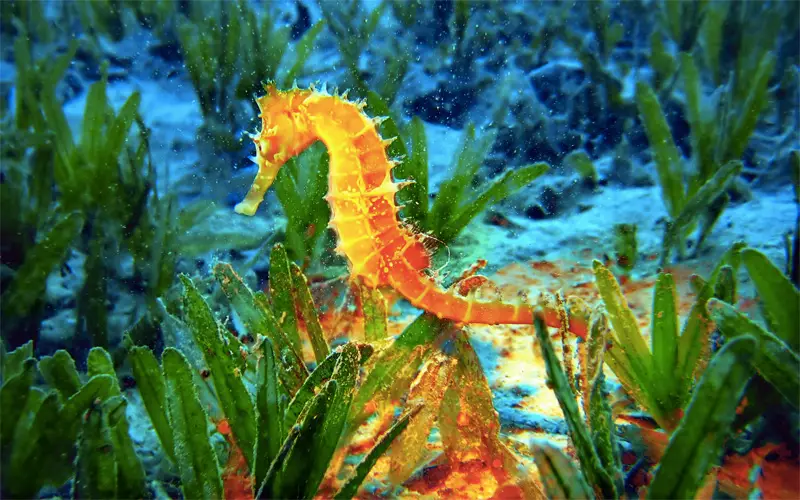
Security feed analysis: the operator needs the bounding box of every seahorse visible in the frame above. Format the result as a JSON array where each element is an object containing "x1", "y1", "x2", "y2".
[{"x1": 234, "y1": 84, "x2": 588, "y2": 338}]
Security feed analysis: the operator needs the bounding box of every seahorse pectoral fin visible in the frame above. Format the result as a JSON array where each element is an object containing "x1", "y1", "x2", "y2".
[{"x1": 234, "y1": 162, "x2": 281, "y2": 216}]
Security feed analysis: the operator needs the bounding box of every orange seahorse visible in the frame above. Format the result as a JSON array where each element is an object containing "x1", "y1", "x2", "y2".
[{"x1": 234, "y1": 84, "x2": 588, "y2": 338}]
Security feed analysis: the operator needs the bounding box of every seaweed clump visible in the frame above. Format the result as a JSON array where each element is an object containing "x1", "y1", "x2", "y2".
[
  {"x1": 0, "y1": 342, "x2": 147, "y2": 498},
  {"x1": 532, "y1": 245, "x2": 799, "y2": 498},
  {"x1": 124, "y1": 244, "x2": 541, "y2": 497},
  {"x1": 636, "y1": 1, "x2": 792, "y2": 264},
  {"x1": 1, "y1": 33, "x2": 162, "y2": 351}
]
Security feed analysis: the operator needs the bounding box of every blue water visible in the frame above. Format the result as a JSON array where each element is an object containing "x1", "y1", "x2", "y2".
[{"x1": 1, "y1": 1, "x2": 798, "y2": 498}]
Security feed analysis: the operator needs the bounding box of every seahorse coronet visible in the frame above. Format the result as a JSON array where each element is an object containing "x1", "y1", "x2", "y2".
[{"x1": 234, "y1": 84, "x2": 589, "y2": 337}]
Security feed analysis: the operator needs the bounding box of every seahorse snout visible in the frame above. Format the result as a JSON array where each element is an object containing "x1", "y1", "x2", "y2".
[{"x1": 235, "y1": 161, "x2": 282, "y2": 216}]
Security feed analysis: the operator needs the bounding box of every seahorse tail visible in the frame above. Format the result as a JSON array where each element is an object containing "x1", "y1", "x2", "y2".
[{"x1": 387, "y1": 261, "x2": 588, "y2": 338}]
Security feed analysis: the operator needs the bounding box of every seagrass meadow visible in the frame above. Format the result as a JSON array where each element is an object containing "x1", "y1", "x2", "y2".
[{"x1": 1, "y1": 1, "x2": 798, "y2": 499}]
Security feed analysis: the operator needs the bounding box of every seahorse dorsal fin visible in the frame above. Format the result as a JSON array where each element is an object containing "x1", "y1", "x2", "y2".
[{"x1": 262, "y1": 81, "x2": 278, "y2": 96}]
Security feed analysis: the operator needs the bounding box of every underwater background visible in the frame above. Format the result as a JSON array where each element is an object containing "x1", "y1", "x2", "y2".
[{"x1": 1, "y1": 0, "x2": 799, "y2": 498}]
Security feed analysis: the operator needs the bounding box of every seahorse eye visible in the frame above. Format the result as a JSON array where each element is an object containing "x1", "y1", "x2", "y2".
[{"x1": 258, "y1": 138, "x2": 270, "y2": 156}]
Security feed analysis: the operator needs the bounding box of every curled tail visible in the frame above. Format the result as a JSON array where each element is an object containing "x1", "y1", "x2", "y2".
[{"x1": 386, "y1": 258, "x2": 589, "y2": 338}]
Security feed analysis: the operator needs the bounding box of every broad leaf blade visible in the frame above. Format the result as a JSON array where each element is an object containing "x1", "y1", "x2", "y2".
[
  {"x1": 651, "y1": 273, "x2": 679, "y2": 405},
  {"x1": 289, "y1": 262, "x2": 330, "y2": 363},
  {"x1": 162, "y1": 348, "x2": 224, "y2": 500},
  {"x1": 0, "y1": 359, "x2": 36, "y2": 447},
  {"x1": 648, "y1": 336, "x2": 755, "y2": 499},
  {"x1": 181, "y1": 275, "x2": 257, "y2": 468},
  {"x1": 254, "y1": 338, "x2": 282, "y2": 489},
  {"x1": 74, "y1": 401, "x2": 118, "y2": 499},
  {"x1": 37, "y1": 350, "x2": 82, "y2": 401},
  {"x1": 708, "y1": 299, "x2": 799, "y2": 408},
  {"x1": 359, "y1": 282, "x2": 388, "y2": 341},
  {"x1": 128, "y1": 345, "x2": 176, "y2": 462},
  {"x1": 635, "y1": 81, "x2": 684, "y2": 218},
  {"x1": 741, "y1": 248, "x2": 799, "y2": 351},
  {"x1": 268, "y1": 244, "x2": 302, "y2": 354}
]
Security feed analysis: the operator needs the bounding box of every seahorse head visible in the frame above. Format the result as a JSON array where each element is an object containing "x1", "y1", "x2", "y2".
[{"x1": 234, "y1": 84, "x2": 314, "y2": 216}]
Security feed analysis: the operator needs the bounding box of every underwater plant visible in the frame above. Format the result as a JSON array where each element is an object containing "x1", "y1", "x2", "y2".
[
  {"x1": 70, "y1": 0, "x2": 127, "y2": 43},
  {"x1": 1, "y1": 28, "x2": 268, "y2": 353},
  {"x1": 177, "y1": 0, "x2": 323, "y2": 156},
  {"x1": 531, "y1": 312, "x2": 623, "y2": 499},
  {"x1": 388, "y1": 0, "x2": 422, "y2": 30},
  {"x1": 612, "y1": 223, "x2": 638, "y2": 274},
  {"x1": 0, "y1": 342, "x2": 146, "y2": 498},
  {"x1": 127, "y1": 244, "x2": 477, "y2": 498},
  {"x1": 644, "y1": 334, "x2": 756, "y2": 498},
  {"x1": 176, "y1": 0, "x2": 241, "y2": 151},
  {"x1": 564, "y1": 149, "x2": 599, "y2": 191},
  {"x1": 555, "y1": 243, "x2": 800, "y2": 497},
  {"x1": 709, "y1": 249, "x2": 799, "y2": 413},
  {"x1": 644, "y1": 251, "x2": 798, "y2": 498},
  {"x1": 637, "y1": 1, "x2": 784, "y2": 265},
  {"x1": 591, "y1": 245, "x2": 746, "y2": 432},
  {"x1": 534, "y1": 264, "x2": 760, "y2": 498},
  {"x1": 647, "y1": 0, "x2": 709, "y2": 92},
  {"x1": 560, "y1": 2, "x2": 632, "y2": 119},
  {"x1": 234, "y1": 0, "x2": 324, "y2": 111},
  {"x1": 705, "y1": 248, "x2": 800, "y2": 497},
  {"x1": 0, "y1": 2, "x2": 51, "y2": 43},
  {"x1": 1, "y1": 33, "x2": 150, "y2": 349},
  {"x1": 319, "y1": 0, "x2": 408, "y2": 106}
]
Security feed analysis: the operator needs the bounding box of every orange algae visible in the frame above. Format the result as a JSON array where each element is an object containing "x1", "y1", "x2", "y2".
[
  {"x1": 715, "y1": 443, "x2": 800, "y2": 499},
  {"x1": 234, "y1": 83, "x2": 588, "y2": 338},
  {"x1": 215, "y1": 418, "x2": 253, "y2": 499}
]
